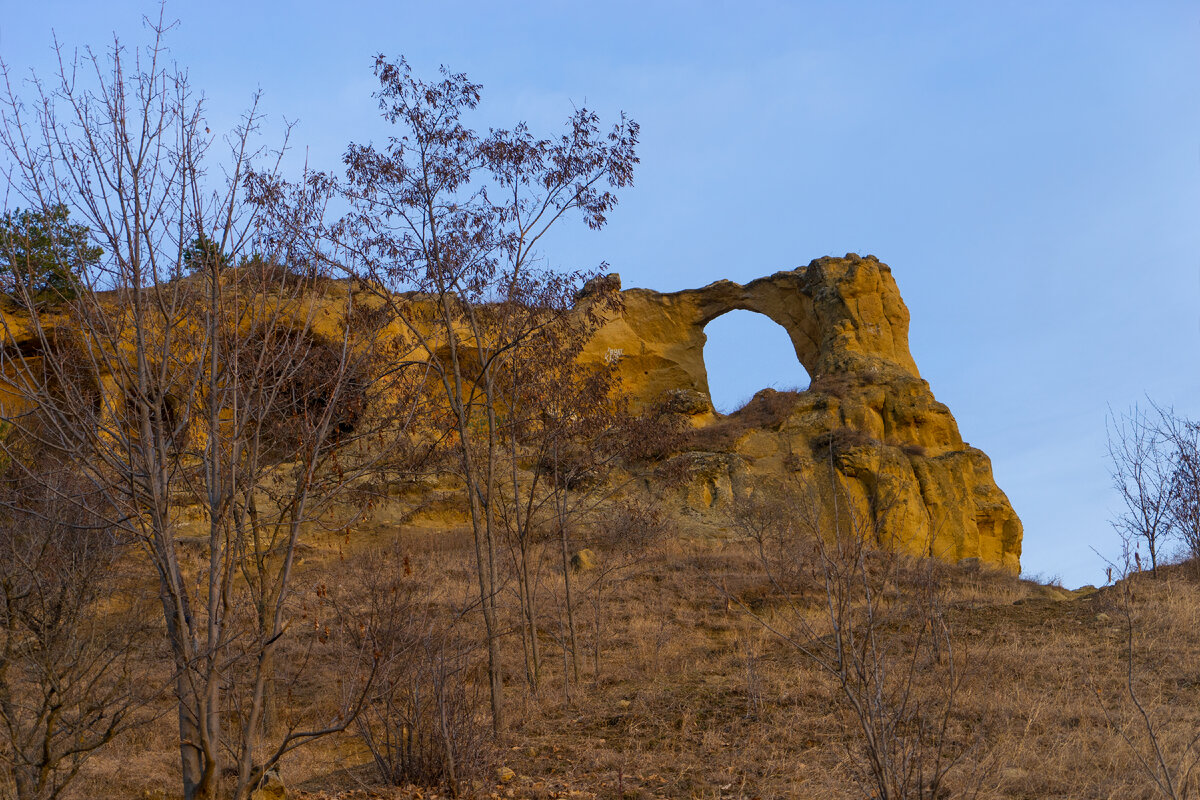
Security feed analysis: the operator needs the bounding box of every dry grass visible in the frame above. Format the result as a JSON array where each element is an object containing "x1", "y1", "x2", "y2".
[
  {"x1": 687, "y1": 389, "x2": 806, "y2": 452},
  {"x1": 60, "y1": 524, "x2": 1200, "y2": 800}
]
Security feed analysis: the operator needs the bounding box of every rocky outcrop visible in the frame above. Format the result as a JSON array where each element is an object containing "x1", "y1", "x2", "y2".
[
  {"x1": 581, "y1": 254, "x2": 1022, "y2": 573},
  {"x1": 0, "y1": 253, "x2": 1022, "y2": 572}
]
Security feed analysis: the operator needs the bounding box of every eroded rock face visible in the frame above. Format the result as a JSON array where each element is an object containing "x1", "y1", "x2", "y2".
[
  {"x1": 0, "y1": 254, "x2": 1021, "y2": 572},
  {"x1": 582, "y1": 254, "x2": 1022, "y2": 573}
]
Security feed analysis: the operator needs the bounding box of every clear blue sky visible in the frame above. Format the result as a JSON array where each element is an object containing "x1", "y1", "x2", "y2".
[{"x1": 3, "y1": 1, "x2": 1198, "y2": 586}]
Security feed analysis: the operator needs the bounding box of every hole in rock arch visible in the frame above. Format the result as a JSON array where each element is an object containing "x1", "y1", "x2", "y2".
[{"x1": 702, "y1": 310, "x2": 811, "y2": 414}]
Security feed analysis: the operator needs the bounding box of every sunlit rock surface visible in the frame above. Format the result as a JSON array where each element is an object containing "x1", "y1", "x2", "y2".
[
  {"x1": 0, "y1": 253, "x2": 1022, "y2": 573},
  {"x1": 581, "y1": 254, "x2": 1022, "y2": 573}
]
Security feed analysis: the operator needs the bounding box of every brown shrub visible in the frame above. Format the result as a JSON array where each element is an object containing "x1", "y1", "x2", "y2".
[
  {"x1": 619, "y1": 402, "x2": 690, "y2": 463},
  {"x1": 892, "y1": 440, "x2": 929, "y2": 457},
  {"x1": 812, "y1": 425, "x2": 876, "y2": 454},
  {"x1": 331, "y1": 543, "x2": 493, "y2": 795},
  {"x1": 809, "y1": 372, "x2": 860, "y2": 398},
  {"x1": 686, "y1": 388, "x2": 805, "y2": 452}
]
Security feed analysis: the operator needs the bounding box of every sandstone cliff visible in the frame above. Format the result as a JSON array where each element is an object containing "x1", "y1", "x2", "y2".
[
  {"x1": 0, "y1": 253, "x2": 1022, "y2": 573},
  {"x1": 581, "y1": 254, "x2": 1022, "y2": 573}
]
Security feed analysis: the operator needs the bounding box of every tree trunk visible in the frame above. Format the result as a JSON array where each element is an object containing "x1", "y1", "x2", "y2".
[
  {"x1": 261, "y1": 646, "x2": 278, "y2": 736},
  {"x1": 522, "y1": 549, "x2": 541, "y2": 692},
  {"x1": 559, "y1": 521, "x2": 581, "y2": 684},
  {"x1": 480, "y1": 507, "x2": 505, "y2": 737},
  {"x1": 178, "y1": 676, "x2": 217, "y2": 800},
  {"x1": 155, "y1": 546, "x2": 219, "y2": 800},
  {"x1": 481, "y1": 372, "x2": 506, "y2": 735},
  {"x1": 462, "y1": 460, "x2": 505, "y2": 737},
  {"x1": 436, "y1": 289, "x2": 506, "y2": 738}
]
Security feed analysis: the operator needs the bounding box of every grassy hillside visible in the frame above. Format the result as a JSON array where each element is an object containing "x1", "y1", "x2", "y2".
[{"x1": 67, "y1": 518, "x2": 1199, "y2": 800}]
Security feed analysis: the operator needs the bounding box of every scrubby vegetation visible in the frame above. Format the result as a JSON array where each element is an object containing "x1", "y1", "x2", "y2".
[
  {"x1": 685, "y1": 389, "x2": 807, "y2": 453},
  {"x1": 36, "y1": 514, "x2": 1200, "y2": 800},
  {"x1": 1, "y1": 16, "x2": 1196, "y2": 800}
]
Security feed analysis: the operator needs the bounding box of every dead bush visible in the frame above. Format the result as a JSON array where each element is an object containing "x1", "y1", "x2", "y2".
[
  {"x1": 685, "y1": 389, "x2": 804, "y2": 453},
  {"x1": 0, "y1": 472, "x2": 155, "y2": 800},
  {"x1": 619, "y1": 402, "x2": 690, "y2": 463},
  {"x1": 595, "y1": 497, "x2": 669, "y2": 552},
  {"x1": 812, "y1": 426, "x2": 876, "y2": 455},
  {"x1": 729, "y1": 388, "x2": 804, "y2": 429},
  {"x1": 332, "y1": 543, "x2": 492, "y2": 795},
  {"x1": 892, "y1": 440, "x2": 929, "y2": 458},
  {"x1": 809, "y1": 372, "x2": 860, "y2": 398},
  {"x1": 730, "y1": 478, "x2": 981, "y2": 800}
]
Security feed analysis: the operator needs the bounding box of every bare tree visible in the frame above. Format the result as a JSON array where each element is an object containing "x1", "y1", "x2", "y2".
[
  {"x1": 1156, "y1": 408, "x2": 1200, "y2": 565},
  {"x1": 0, "y1": 471, "x2": 153, "y2": 800},
  {"x1": 1096, "y1": 404, "x2": 1200, "y2": 796},
  {"x1": 327, "y1": 55, "x2": 638, "y2": 734},
  {"x1": 488, "y1": 278, "x2": 640, "y2": 693},
  {"x1": 331, "y1": 542, "x2": 492, "y2": 796},
  {"x1": 1108, "y1": 405, "x2": 1177, "y2": 576},
  {"x1": 1093, "y1": 550, "x2": 1200, "y2": 799},
  {"x1": 0, "y1": 19, "x2": 410, "y2": 800},
  {"x1": 729, "y1": 473, "x2": 973, "y2": 800}
]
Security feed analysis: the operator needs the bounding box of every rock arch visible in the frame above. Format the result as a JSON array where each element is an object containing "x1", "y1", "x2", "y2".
[
  {"x1": 581, "y1": 254, "x2": 921, "y2": 413},
  {"x1": 580, "y1": 253, "x2": 1023, "y2": 573}
]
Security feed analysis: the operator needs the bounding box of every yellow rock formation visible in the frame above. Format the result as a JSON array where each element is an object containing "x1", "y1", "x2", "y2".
[
  {"x1": 0, "y1": 254, "x2": 1022, "y2": 573},
  {"x1": 580, "y1": 254, "x2": 1022, "y2": 573}
]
